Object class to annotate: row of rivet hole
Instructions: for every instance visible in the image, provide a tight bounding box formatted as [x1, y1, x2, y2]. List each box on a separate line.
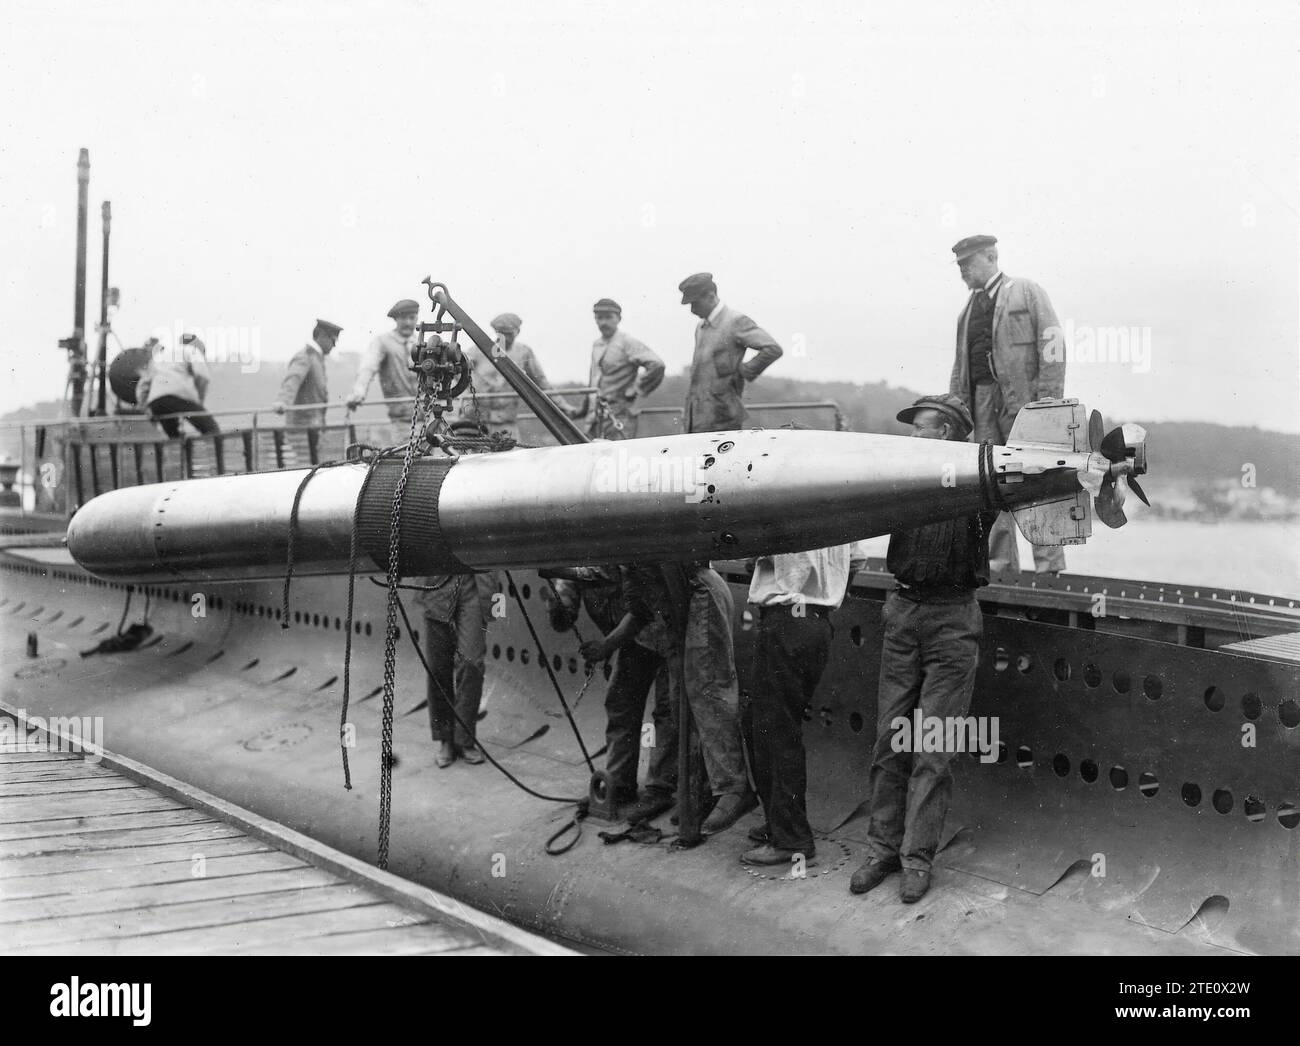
[994, 649, 1300, 726]
[1032, 749, 1297, 828]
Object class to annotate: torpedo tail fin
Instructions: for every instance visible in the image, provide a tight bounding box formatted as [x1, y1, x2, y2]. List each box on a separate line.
[1005, 399, 1094, 546]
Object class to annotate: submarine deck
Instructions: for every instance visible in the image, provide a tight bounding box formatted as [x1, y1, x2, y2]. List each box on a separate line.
[0, 707, 570, 956]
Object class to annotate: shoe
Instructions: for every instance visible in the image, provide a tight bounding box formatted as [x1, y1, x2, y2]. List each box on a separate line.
[619, 791, 674, 824]
[740, 844, 817, 867]
[701, 789, 758, 835]
[459, 745, 484, 765]
[435, 742, 456, 768]
[900, 868, 931, 904]
[747, 824, 771, 844]
[849, 857, 900, 895]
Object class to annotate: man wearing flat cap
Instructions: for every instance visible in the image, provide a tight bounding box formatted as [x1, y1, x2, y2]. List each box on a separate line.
[465, 312, 551, 442]
[948, 234, 1066, 574]
[849, 394, 996, 905]
[677, 273, 783, 433]
[346, 299, 420, 443]
[566, 298, 665, 439]
[274, 319, 341, 429]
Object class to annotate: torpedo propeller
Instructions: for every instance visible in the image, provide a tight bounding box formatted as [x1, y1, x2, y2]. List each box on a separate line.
[1090, 410, 1150, 528]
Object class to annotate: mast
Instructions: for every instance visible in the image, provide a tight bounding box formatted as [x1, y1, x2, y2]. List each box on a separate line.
[66, 148, 90, 416]
[92, 201, 112, 415]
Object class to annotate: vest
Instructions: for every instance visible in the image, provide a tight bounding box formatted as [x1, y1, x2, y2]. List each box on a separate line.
[966, 289, 996, 385]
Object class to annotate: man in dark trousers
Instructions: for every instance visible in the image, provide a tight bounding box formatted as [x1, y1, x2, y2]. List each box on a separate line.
[548, 566, 677, 821]
[948, 234, 1065, 574]
[677, 272, 783, 433]
[740, 541, 867, 867]
[850, 394, 996, 904]
[415, 421, 497, 768]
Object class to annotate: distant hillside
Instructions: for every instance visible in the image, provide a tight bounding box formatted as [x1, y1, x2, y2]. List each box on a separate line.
[4, 364, 1297, 500]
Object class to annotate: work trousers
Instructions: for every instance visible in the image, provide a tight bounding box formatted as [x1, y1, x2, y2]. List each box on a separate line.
[420, 574, 495, 749]
[603, 643, 678, 801]
[684, 567, 747, 796]
[148, 395, 219, 438]
[867, 591, 981, 871]
[971, 381, 1066, 574]
[743, 604, 831, 852]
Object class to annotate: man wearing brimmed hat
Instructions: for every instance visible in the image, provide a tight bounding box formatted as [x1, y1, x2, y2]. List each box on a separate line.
[677, 273, 783, 433]
[849, 394, 997, 905]
[346, 299, 420, 442]
[566, 298, 665, 439]
[948, 234, 1066, 574]
[464, 312, 551, 442]
[274, 318, 342, 429]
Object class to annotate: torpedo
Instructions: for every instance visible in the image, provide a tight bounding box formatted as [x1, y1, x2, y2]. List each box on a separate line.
[64, 403, 1148, 585]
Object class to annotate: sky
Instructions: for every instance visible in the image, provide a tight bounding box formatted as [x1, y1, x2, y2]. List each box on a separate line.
[2, 0, 1297, 430]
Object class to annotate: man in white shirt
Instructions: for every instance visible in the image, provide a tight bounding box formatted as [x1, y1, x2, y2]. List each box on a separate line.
[740, 541, 868, 866]
[136, 334, 218, 437]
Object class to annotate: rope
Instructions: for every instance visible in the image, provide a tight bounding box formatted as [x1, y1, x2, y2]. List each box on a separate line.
[503, 568, 596, 774]
[282, 463, 328, 628]
[979, 439, 1011, 513]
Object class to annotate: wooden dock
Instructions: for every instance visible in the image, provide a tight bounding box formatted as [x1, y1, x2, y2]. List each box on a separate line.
[0, 710, 571, 956]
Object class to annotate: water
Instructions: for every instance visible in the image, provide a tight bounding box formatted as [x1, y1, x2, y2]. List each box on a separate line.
[855, 516, 1300, 600]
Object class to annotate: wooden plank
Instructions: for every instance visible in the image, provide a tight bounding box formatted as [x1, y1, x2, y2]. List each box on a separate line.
[0, 850, 306, 901]
[0, 699, 568, 957]
[75, 748, 575, 955]
[5, 883, 385, 949]
[0, 837, 272, 879]
[0, 763, 119, 780]
[232, 921, 476, 956]
[13, 902, 430, 955]
[0, 807, 213, 842]
[0, 777, 143, 797]
[0, 790, 190, 822]
[0, 752, 80, 764]
[0, 865, 341, 924]
[0, 822, 245, 860]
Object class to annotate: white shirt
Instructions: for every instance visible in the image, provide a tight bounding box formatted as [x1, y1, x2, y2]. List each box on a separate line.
[748, 542, 871, 609]
[699, 299, 727, 329]
[984, 271, 1004, 299]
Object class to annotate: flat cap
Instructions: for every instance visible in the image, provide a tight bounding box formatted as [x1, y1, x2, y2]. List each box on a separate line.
[951, 234, 997, 262]
[490, 312, 522, 333]
[678, 272, 717, 304]
[592, 297, 622, 315]
[315, 318, 343, 336]
[896, 393, 974, 439]
[387, 299, 420, 319]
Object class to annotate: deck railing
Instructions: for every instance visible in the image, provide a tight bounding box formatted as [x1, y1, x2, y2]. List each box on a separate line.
[0, 390, 843, 517]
